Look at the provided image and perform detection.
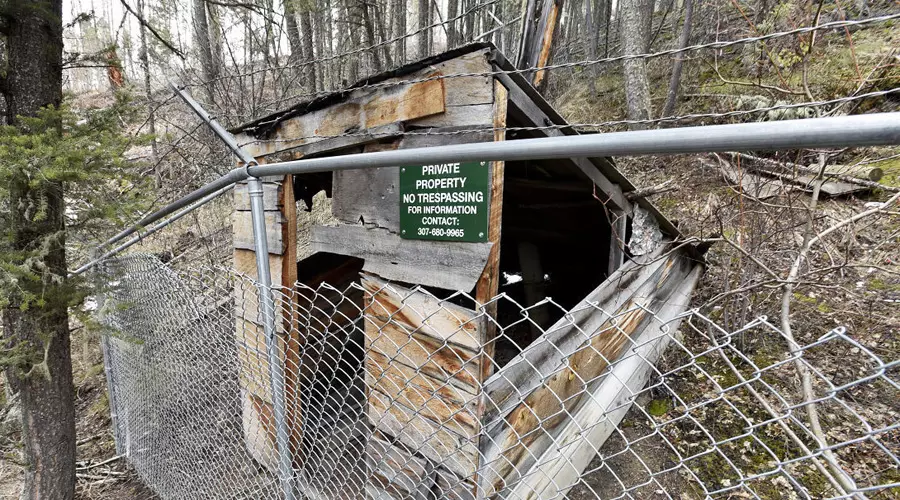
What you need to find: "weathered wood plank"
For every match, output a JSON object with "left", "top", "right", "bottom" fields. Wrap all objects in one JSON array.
[
  {"left": 237, "top": 48, "right": 493, "bottom": 158},
  {"left": 368, "top": 387, "right": 479, "bottom": 478},
  {"left": 366, "top": 433, "right": 434, "bottom": 500},
  {"left": 366, "top": 73, "right": 445, "bottom": 129},
  {"left": 437, "top": 49, "right": 494, "bottom": 107},
  {"left": 478, "top": 251, "right": 699, "bottom": 497},
  {"left": 234, "top": 248, "right": 284, "bottom": 286},
  {"left": 434, "top": 467, "right": 477, "bottom": 500},
  {"left": 310, "top": 225, "right": 492, "bottom": 293},
  {"left": 362, "top": 273, "right": 482, "bottom": 350},
  {"left": 366, "top": 350, "right": 480, "bottom": 438},
  {"left": 236, "top": 77, "right": 446, "bottom": 158},
  {"left": 480, "top": 244, "right": 671, "bottom": 426},
  {"left": 232, "top": 169, "right": 299, "bottom": 469},
  {"left": 505, "top": 265, "right": 704, "bottom": 500},
  {"left": 290, "top": 123, "right": 404, "bottom": 159},
  {"left": 235, "top": 318, "right": 275, "bottom": 400},
  {"left": 476, "top": 80, "right": 508, "bottom": 382},
  {"left": 331, "top": 165, "right": 400, "bottom": 231},
  {"left": 608, "top": 210, "right": 627, "bottom": 276},
  {"left": 365, "top": 314, "right": 482, "bottom": 396},
  {"left": 331, "top": 128, "right": 493, "bottom": 235},
  {"left": 241, "top": 391, "right": 278, "bottom": 470},
  {"left": 233, "top": 210, "right": 286, "bottom": 255},
  {"left": 234, "top": 181, "right": 283, "bottom": 211},
  {"left": 409, "top": 103, "right": 494, "bottom": 128}
]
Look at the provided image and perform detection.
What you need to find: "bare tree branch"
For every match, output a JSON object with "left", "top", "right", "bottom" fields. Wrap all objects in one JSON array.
[{"left": 118, "top": 0, "right": 186, "bottom": 61}]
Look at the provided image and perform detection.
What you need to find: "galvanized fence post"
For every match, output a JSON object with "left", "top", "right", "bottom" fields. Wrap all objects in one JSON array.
[
  {"left": 248, "top": 174, "right": 295, "bottom": 500},
  {"left": 170, "top": 85, "right": 295, "bottom": 500},
  {"left": 90, "top": 251, "right": 123, "bottom": 457}
]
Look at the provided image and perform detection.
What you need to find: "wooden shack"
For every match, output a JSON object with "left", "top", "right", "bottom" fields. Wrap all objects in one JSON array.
[{"left": 228, "top": 42, "right": 704, "bottom": 499}]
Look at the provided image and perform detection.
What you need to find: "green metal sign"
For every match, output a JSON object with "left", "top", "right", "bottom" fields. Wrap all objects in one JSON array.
[{"left": 399, "top": 161, "right": 490, "bottom": 242}]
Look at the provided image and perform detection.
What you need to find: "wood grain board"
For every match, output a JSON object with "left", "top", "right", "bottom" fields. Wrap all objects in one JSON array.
[
  {"left": 362, "top": 274, "right": 485, "bottom": 479},
  {"left": 478, "top": 250, "right": 700, "bottom": 497},
  {"left": 366, "top": 433, "right": 434, "bottom": 500},
  {"left": 310, "top": 225, "right": 492, "bottom": 292},
  {"left": 506, "top": 265, "right": 704, "bottom": 500},
  {"left": 234, "top": 49, "right": 494, "bottom": 159},
  {"left": 330, "top": 128, "right": 494, "bottom": 235},
  {"left": 368, "top": 388, "right": 479, "bottom": 478}
]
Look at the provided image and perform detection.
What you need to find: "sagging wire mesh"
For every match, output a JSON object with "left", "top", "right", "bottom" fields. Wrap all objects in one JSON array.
[{"left": 97, "top": 253, "right": 898, "bottom": 499}]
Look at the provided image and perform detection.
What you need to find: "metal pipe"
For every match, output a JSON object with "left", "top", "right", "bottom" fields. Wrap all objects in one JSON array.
[
  {"left": 171, "top": 84, "right": 295, "bottom": 499},
  {"left": 247, "top": 112, "right": 900, "bottom": 177},
  {"left": 169, "top": 83, "right": 258, "bottom": 166},
  {"left": 102, "top": 169, "right": 246, "bottom": 249},
  {"left": 248, "top": 177, "right": 295, "bottom": 500},
  {"left": 83, "top": 112, "right": 900, "bottom": 267},
  {"left": 71, "top": 185, "right": 234, "bottom": 276}
]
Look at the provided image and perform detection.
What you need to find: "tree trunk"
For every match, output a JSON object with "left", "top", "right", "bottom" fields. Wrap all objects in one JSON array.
[
  {"left": 603, "top": 0, "right": 611, "bottom": 56},
  {"left": 136, "top": 0, "right": 159, "bottom": 180},
  {"left": 361, "top": 0, "right": 383, "bottom": 72},
  {"left": 661, "top": 0, "right": 693, "bottom": 118},
  {"left": 345, "top": 0, "right": 360, "bottom": 82},
  {"left": 1, "top": 1, "right": 76, "bottom": 499},
  {"left": 417, "top": 0, "right": 429, "bottom": 58},
  {"left": 464, "top": 0, "right": 475, "bottom": 44},
  {"left": 374, "top": 0, "right": 392, "bottom": 69},
  {"left": 313, "top": 5, "right": 326, "bottom": 91},
  {"left": 447, "top": 0, "right": 458, "bottom": 47},
  {"left": 192, "top": 0, "right": 217, "bottom": 102},
  {"left": 284, "top": 0, "right": 304, "bottom": 69},
  {"left": 584, "top": 0, "right": 597, "bottom": 92},
  {"left": 392, "top": 0, "right": 406, "bottom": 64},
  {"left": 620, "top": 0, "right": 652, "bottom": 128},
  {"left": 299, "top": 6, "right": 318, "bottom": 92}
]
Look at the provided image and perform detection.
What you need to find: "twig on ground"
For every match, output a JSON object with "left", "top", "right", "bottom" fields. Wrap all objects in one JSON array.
[{"left": 76, "top": 454, "right": 124, "bottom": 471}]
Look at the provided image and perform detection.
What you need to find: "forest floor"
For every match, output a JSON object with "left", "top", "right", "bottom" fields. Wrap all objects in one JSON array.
[{"left": 0, "top": 326, "right": 157, "bottom": 499}]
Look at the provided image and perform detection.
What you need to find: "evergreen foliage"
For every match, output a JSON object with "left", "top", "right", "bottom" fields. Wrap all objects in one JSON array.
[{"left": 0, "top": 92, "right": 152, "bottom": 374}]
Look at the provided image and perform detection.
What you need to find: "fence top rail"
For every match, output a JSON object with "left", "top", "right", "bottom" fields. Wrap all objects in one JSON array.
[{"left": 72, "top": 111, "right": 900, "bottom": 276}]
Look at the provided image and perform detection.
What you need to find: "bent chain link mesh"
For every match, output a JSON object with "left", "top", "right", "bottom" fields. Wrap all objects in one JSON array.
[{"left": 97, "top": 253, "right": 899, "bottom": 499}]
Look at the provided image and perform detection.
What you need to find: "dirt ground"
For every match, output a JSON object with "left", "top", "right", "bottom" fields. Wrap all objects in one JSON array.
[{"left": 0, "top": 328, "right": 157, "bottom": 500}]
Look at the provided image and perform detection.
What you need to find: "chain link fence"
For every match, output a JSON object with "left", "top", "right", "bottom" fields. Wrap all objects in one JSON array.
[{"left": 96, "top": 253, "right": 899, "bottom": 500}]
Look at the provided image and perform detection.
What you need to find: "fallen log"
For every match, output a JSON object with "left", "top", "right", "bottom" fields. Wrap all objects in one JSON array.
[{"left": 728, "top": 152, "right": 898, "bottom": 193}]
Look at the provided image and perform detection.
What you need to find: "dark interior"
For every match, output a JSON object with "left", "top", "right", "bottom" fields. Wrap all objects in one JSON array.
[{"left": 490, "top": 153, "right": 621, "bottom": 367}]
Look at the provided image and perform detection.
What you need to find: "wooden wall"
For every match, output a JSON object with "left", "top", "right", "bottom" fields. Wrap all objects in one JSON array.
[{"left": 226, "top": 45, "right": 699, "bottom": 499}]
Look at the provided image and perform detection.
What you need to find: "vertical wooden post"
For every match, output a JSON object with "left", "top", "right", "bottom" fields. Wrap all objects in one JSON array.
[
  {"left": 608, "top": 209, "right": 627, "bottom": 276},
  {"left": 476, "top": 79, "right": 507, "bottom": 379},
  {"left": 473, "top": 77, "right": 508, "bottom": 500}
]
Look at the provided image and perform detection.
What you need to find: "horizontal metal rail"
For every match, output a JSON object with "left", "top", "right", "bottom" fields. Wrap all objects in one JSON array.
[
  {"left": 72, "top": 111, "right": 900, "bottom": 275},
  {"left": 72, "top": 185, "right": 234, "bottom": 276}
]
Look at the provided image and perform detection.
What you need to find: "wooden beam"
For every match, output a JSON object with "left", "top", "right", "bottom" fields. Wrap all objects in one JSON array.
[
  {"left": 330, "top": 128, "right": 492, "bottom": 235},
  {"left": 492, "top": 70, "right": 631, "bottom": 213},
  {"left": 310, "top": 225, "right": 492, "bottom": 292},
  {"left": 232, "top": 157, "right": 299, "bottom": 470},
  {"left": 285, "top": 123, "right": 404, "bottom": 160},
  {"left": 608, "top": 210, "right": 627, "bottom": 276},
  {"left": 234, "top": 49, "right": 495, "bottom": 159},
  {"left": 478, "top": 250, "right": 699, "bottom": 497},
  {"left": 505, "top": 265, "right": 704, "bottom": 499},
  {"left": 480, "top": 244, "right": 671, "bottom": 422},
  {"left": 476, "top": 79, "right": 508, "bottom": 377}
]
